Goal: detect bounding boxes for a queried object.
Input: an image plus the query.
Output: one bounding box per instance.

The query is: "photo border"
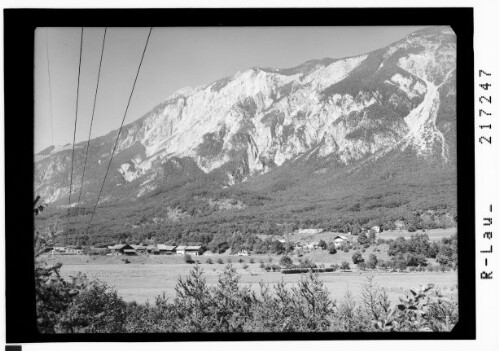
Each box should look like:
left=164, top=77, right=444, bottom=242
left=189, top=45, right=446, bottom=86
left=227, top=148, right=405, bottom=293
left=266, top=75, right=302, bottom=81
left=3, top=7, right=475, bottom=343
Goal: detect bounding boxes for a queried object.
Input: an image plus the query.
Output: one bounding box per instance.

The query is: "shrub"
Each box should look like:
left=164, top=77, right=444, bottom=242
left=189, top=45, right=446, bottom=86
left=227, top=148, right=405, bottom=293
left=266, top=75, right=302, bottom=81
left=259, top=262, right=265, bottom=269
left=328, top=243, right=337, bottom=254
left=357, top=262, right=367, bottom=271
left=55, top=276, right=127, bottom=333
left=318, top=240, right=327, bottom=250
left=358, top=232, right=369, bottom=246
left=279, top=256, right=293, bottom=268
left=340, top=261, right=350, bottom=270
left=352, top=252, right=365, bottom=264
left=249, top=258, right=255, bottom=264
left=329, top=264, right=339, bottom=271
left=206, top=258, right=213, bottom=264
left=299, top=258, right=316, bottom=269
left=366, top=254, right=378, bottom=269
left=394, top=258, right=407, bottom=271
left=227, top=258, right=232, bottom=264
left=406, top=253, right=428, bottom=267
left=242, top=264, right=249, bottom=270
left=217, top=258, right=224, bottom=265
left=184, top=254, right=195, bottom=264
left=239, top=258, right=244, bottom=263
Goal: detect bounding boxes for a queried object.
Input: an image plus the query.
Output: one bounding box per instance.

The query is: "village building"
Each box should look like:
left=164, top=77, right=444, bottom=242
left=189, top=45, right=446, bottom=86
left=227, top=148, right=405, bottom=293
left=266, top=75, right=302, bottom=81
left=185, top=246, right=202, bottom=256
left=108, top=244, right=135, bottom=255
left=131, top=245, right=147, bottom=254
left=333, top=235, right=350, bottom=248
left=371, top=226, right=381, bottom=233
left=237, top=250, right=249, bottom=256
left=157, top=244, right=176, bottom=255
left=144, top=245, right=159, bottom=254
left=123, top=249, right=138, bottom=256
left=176, top=245, right=187, bottom=255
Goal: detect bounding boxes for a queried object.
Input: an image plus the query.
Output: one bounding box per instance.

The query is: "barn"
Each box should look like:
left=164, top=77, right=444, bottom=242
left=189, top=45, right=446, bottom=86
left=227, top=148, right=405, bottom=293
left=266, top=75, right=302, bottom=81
left=108, top=244, right=135, bottom=255
left=157, top=244, right=176, bottom=255
left=185, top=246, right=202, bottom=256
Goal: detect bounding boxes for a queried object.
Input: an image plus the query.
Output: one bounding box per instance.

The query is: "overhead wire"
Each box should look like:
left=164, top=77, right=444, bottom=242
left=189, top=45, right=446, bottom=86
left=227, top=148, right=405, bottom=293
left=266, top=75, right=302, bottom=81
left=87, top=27, right=153, bottom=228
left=76, top=28, right=108, bottom=210
left=44, top=28, right=55, bottom=223
left=67, top=27, right=84, bottom=231
left=45, top=29, right=54, bottom=147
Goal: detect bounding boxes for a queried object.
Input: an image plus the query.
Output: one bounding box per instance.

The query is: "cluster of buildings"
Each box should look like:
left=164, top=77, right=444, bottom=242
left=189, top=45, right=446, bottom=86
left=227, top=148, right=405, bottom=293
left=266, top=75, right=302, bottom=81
left=107, top=244, right=203, bottom=256
left=292, top=235, right=351, bottom=250
left=49, top=227, right=381, bottom=258
left=50, top=246, right=83, bottom=255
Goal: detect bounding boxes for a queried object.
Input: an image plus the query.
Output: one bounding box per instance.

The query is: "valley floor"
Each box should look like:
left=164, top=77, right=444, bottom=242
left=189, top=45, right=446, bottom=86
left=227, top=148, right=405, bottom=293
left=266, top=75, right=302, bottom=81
left=55, top=253, right=458, bottom=305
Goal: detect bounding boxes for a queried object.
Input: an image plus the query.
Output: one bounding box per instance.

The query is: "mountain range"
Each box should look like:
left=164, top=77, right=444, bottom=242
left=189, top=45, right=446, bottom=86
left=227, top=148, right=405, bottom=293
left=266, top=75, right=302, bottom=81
left=35, top=26, right=457, bottom=244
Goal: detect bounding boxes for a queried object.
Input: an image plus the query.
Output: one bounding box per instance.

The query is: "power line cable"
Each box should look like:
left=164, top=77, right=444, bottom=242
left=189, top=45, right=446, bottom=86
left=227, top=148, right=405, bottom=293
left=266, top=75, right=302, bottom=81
left=44, top=29, right=56, bottom=223
left=45, top=29, right=54, bottom=146
left=67, top=27, right=84, bottom=231
left=87, top=27, right=153, bottom=228
left=76, top=28, right=107, bottom=210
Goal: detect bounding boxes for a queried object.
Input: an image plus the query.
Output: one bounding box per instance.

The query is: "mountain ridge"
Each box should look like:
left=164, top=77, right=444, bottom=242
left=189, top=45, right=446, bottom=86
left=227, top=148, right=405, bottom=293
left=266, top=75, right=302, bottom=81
left=35, top=26, right=457, bottom=241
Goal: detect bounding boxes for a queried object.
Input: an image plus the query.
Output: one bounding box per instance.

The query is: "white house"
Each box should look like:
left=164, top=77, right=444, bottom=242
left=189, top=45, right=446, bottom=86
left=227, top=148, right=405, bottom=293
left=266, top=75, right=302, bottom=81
left=333, top=235, right=350, bottom=248
left=237, top=250, right=249, bottom=256
left=371, top=226, right=380, bottom=233
left=176, top=245, right=187, bottom=255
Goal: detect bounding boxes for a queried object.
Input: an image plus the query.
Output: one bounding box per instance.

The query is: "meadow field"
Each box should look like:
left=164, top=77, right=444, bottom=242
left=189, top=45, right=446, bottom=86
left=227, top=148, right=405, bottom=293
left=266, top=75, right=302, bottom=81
left=56, top=252, right=457, bottom=305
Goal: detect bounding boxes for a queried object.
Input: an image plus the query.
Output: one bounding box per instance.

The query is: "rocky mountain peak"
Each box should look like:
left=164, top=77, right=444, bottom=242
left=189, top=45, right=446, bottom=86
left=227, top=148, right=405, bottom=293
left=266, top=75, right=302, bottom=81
left=35, top=26, right=456, bottom=207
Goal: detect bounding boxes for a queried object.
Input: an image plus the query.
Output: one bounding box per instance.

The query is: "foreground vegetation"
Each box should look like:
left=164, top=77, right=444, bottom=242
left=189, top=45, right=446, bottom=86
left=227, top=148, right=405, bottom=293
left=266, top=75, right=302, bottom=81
left=37, top=262, right=457, bottom=333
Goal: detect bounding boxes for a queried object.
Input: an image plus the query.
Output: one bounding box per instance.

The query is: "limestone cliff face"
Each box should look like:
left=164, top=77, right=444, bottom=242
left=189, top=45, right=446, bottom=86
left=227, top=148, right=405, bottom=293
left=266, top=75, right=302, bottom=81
left=35, top=26, right=456, bottom=206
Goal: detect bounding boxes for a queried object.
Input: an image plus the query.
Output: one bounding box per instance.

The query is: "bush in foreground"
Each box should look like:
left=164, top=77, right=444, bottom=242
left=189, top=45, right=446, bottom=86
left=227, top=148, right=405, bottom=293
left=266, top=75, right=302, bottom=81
left=36, top=264, right=458, bottom=333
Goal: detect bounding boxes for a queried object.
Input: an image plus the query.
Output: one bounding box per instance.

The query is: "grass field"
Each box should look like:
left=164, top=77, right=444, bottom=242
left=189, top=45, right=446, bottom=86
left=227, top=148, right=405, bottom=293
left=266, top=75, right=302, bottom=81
left=377, top=228, right=456, bottom=241
left=55, top=253, right=457, bottom=305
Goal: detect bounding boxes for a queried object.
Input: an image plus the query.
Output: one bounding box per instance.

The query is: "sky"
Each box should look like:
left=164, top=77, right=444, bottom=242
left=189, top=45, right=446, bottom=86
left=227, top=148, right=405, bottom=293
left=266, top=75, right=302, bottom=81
left=34, top=26, right=427, bottom=153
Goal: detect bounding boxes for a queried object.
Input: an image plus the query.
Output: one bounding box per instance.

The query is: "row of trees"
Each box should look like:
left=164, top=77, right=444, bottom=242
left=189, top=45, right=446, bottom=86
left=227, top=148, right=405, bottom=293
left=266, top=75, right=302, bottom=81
left=346, top=234, right=458, bottom=271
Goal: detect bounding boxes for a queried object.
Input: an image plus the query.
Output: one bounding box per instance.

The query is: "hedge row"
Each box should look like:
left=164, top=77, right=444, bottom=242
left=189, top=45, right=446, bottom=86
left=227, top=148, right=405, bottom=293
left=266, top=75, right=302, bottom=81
left=281, top=267, right=337, bottom=274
